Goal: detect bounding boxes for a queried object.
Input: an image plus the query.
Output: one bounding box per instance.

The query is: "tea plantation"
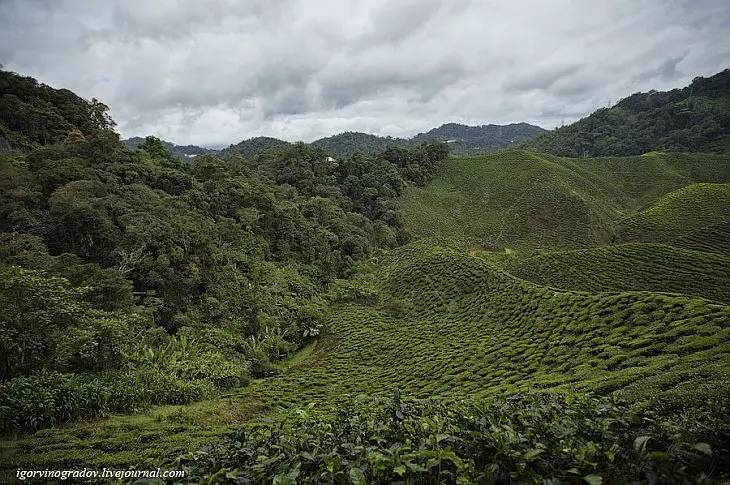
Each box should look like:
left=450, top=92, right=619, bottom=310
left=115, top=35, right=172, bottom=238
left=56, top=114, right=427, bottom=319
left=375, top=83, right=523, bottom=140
left=401, top=151, right=730, bottom=249
left=3, top=151, right=730, bottom=484
left=492, top=242, right=730, bottom=303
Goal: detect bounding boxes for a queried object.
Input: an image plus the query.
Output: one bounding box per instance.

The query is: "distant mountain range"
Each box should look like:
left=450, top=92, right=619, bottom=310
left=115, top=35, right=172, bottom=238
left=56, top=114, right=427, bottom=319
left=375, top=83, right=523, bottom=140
left=123, top=122, right=547, bottom=160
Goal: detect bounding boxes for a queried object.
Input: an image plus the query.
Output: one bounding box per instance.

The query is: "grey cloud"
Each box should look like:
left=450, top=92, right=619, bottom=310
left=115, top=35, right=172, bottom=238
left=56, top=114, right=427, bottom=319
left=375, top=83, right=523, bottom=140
left=0, top=0, right=728, bottom=146
left=505, top=64, right=583, bottom=93
left=361, top=0, right=442, bottom=45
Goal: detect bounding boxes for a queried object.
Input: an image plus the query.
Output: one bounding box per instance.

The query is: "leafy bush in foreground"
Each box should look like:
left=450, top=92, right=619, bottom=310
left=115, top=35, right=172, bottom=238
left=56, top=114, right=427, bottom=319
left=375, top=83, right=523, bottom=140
left=0, top=370, right=214, bottom=434
left=169, top=392, right=716, bottom=484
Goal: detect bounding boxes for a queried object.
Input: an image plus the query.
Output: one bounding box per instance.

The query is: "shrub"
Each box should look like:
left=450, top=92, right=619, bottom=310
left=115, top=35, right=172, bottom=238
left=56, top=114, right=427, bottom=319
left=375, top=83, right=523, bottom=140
left=0, top=370, right=214, bottom=434
left=171, top=392, right=716, bottom=484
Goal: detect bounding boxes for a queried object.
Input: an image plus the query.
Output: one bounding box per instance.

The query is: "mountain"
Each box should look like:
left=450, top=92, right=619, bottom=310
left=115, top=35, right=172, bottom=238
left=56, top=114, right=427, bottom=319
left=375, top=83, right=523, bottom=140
left=310, top=123, right=546, bottom=158
left=122, top=136, right=219, bottom=158
left=311, top=131, right=409, bottom=157
left=412, top=122, right=546, bottom=154
left=219, top=136, right=290, bottom=157
left=523, top=68, right=730, bottom=157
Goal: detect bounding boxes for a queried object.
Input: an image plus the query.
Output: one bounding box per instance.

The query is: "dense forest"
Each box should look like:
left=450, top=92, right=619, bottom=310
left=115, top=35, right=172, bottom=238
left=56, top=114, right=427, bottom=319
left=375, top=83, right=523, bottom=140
left=523, top=69, right=730, bottom=157
left=0, top=67, right=448, bottom=431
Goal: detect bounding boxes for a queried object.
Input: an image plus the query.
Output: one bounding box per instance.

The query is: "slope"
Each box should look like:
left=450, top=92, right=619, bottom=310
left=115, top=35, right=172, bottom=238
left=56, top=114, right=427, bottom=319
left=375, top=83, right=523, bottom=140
left=245, top=242, right=730, bottom=418
left=492, top=242, right=730, bottom=304
left=402, top=150, right=730, bottom=250
left=619, top=183, right=730, bottom=246
left=522, top=68, right=730, bottom=157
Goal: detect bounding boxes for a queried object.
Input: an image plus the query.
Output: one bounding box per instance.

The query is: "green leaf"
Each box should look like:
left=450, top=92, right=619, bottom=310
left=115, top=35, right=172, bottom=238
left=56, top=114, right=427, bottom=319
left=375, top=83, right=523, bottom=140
left=393, top=464, right=406, bottom=476
left=349, top=467, right=367, bottom=485
left=406, top=462, right=428, bottom=473
left=272, top=465, right=300, bottom=485
left=524, top=448, right=544, bottom=460
left=693, top=443, right=712, bottom=456
left=583, top=475, right=603, bottom=485
left=634, top=435, right=651, bottom=456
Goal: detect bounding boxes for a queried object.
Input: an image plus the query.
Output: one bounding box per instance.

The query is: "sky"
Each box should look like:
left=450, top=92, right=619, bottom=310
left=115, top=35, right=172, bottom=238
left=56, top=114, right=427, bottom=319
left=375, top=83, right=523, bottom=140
left=1, top=0, right=728, bottom=148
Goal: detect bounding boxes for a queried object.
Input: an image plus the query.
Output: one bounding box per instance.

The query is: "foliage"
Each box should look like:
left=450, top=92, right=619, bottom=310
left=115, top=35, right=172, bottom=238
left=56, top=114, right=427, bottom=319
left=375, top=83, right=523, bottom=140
left=523, top=69, right=730, bottom=157
left=171, top=392, right=716, bottom=484
left=0, top=370, right=213, bottom=434
left=0, top=68, right=116, bottom=148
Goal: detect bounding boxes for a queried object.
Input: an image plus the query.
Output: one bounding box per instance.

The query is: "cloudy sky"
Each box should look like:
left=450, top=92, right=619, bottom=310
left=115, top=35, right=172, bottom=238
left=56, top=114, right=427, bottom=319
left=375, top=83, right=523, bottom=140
left=1, top=0, right=728, bottom=147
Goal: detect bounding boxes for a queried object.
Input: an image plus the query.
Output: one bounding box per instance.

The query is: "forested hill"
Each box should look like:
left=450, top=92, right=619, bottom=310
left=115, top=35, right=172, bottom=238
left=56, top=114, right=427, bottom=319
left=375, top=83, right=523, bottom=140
left=523, top=68, right=730, bottom=157
left=0, top=69, right=116, bottom=151
left=122, top=136, right=218, bottom=158
left=123, top=124, right=545, bottom=160
left=310, top=123, right=545, bottom=158
left=311, top=131, right=409, bottom=157
left=412, top=122, right=546, bottom=154
left=219, top=136, right=290, bottom=157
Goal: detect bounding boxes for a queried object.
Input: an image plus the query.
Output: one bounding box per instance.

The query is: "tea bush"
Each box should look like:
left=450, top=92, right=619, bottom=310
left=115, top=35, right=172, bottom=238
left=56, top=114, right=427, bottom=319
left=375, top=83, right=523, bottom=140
left=171, top=392, right=716, bottom=484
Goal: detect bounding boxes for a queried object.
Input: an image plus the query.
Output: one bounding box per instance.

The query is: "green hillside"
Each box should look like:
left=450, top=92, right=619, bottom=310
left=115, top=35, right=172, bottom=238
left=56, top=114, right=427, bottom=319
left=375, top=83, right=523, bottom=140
left=672, top=220, right=730, bottom=256
left=619, top=183, right=730, bottom=244
left=247, top=243, right=730, bottom=409
left=493, top=242, right=730, bottom=304
left=522, top=68, right=730, bottom=157
left=402, top=150, right=730, bottom=250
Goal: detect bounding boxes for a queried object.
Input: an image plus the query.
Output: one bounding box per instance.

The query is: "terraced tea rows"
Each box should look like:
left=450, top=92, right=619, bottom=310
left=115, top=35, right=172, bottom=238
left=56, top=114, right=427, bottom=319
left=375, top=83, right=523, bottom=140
left=246, top=243, right=730, bottom=422
left=673, top=220, right=730, bottom=256
left=619, top=183, right=730, bottom=244
left=491, top=242, right=730, bottom=303
left=402, top=151, right=730, bottom=250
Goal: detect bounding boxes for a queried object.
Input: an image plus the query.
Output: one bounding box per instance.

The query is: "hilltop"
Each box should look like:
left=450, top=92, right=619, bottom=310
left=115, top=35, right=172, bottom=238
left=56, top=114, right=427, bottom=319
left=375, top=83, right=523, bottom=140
left=523, top=68, right=730, bottom=157
left=412, top=122, right=545, bottom=154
